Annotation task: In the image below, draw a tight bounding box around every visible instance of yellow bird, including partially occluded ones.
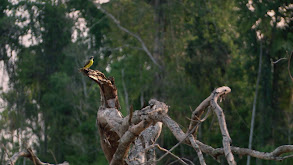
[83,56,94,69]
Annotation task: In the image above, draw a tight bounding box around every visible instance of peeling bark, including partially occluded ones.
[80,68,293,165]
[211,87,235,165]
[6,148,68,165]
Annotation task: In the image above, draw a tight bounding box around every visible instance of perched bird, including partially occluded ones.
[83,56,94,69]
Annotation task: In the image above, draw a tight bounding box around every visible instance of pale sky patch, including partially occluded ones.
[0,61,9,93]
[94,0,110,4]
[20,29,41,47]
[267,10,275,17]
[252,18,261,29]
[0,61,9,113]
[246,0,255,12]
[69,11,89,43]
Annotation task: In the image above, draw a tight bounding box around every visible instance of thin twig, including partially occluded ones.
[89,15,106,29]
[188,136,206,165]
[139,144,189,165]
[182,158,195,165]
[99,45,143,53]
[93,3,161,68]
[282,154,293,160]
[189,106,193,112]
[272,57,287,64]
[27,148,37,165]
[7,147,69,165]
[155,144,188,165]
[186,117,199,122]
[200,106,212,122]
[2,145,13,165]
[157,124,195,162]
[168,157,195,165]
[49,149,58,164]
[156,109,212,164]
[131,125,198,165]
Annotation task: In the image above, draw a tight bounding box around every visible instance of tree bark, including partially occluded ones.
[6,147,68,165]
[211,87,236,165]
[81,69,163,164]
[80,68,293,165]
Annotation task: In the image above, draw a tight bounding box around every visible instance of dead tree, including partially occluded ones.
[5,67,293,165]
[80,68,293,165]
[4,147,69,165]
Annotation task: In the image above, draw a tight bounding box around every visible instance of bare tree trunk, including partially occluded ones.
[140,90,144,108]
[153,0,165,99]
[1,148,4,165]
[289,89,293,144]
[247,40,263,165]
[122,69,129,112]
[44,117,48,155]
[78,66,293,165]
[153,0,163,62]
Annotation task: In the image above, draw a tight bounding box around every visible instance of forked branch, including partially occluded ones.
[211,87,236,165]
[6,147,69,165]
[81,68,293,165]
[196,141,293,161]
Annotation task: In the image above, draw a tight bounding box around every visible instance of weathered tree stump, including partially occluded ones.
[80,68,293,165]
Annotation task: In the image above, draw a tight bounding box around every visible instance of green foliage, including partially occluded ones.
[0,0,292,164]
[0,0,106,164]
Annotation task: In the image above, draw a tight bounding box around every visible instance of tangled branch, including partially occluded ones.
[6,147,69,165]
[81,68,293,165]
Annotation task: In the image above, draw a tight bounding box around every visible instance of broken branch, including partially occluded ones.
[81,68,293,164]
[6,147,69,165]
[210,86,236,165]
[196,140,293,161]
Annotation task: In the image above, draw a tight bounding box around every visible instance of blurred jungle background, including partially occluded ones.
[0,0,292,164]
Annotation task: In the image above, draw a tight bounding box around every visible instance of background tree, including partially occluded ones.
[0,0,292,164]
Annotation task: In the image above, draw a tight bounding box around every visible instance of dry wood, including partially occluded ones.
[6,147,69,165]
[188,95,212,138]
[188,135,206,165]
[82,68,165,164]
[210,87,236,165]
[196,140,293,161]
[148,144,189,165]
[81,68,293,165]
